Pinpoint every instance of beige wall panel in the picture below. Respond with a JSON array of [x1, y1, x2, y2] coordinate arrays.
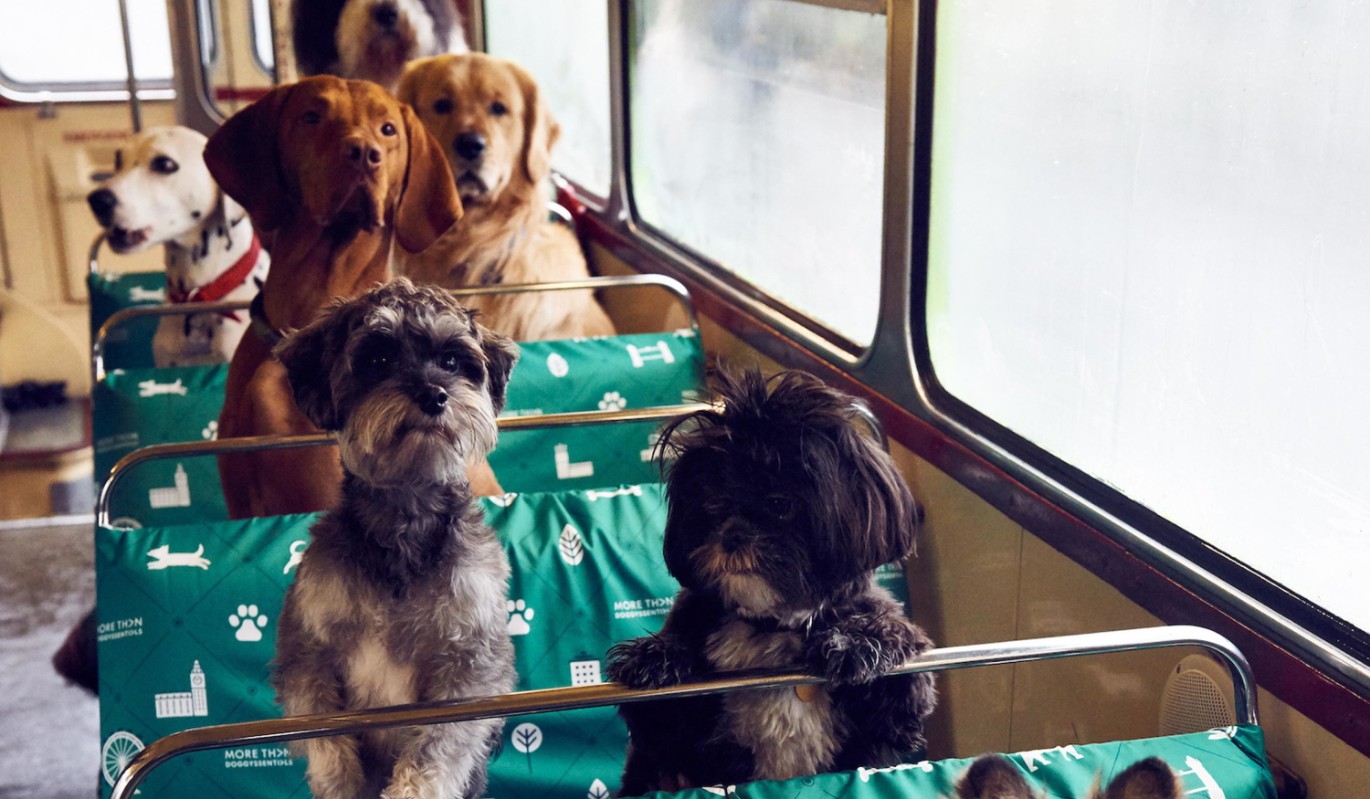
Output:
[[1257, 687, 1369, 798]]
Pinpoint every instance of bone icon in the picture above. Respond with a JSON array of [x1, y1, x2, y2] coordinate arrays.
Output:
[[146, 544, 211, 570]]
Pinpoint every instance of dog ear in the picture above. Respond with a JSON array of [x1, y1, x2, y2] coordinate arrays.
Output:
[[204, 84, 294, 233], [956, 755, 1038, 799], [517, 63, 560, 186], [477, 322, 519, 415], [274, 302, 349, 430], [396, 103, 463, 254], [838, 426, 920, 570], [1095, 758, 1181, 799]]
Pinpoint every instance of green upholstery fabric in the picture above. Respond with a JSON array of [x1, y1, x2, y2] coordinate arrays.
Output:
[[93, 365, 230, 528], [490, 329, 706, 493], [89, 271, 166, 371], [644, 725, 1276, 799], [95, 484, 913, 798]]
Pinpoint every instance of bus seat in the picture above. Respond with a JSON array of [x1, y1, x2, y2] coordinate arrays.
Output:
[[88, 270, 166, 372], [93, 481, 914, 798], [92, 328, 707, 527]]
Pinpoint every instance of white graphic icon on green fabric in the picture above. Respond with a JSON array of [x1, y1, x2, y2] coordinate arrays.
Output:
[[627, 341, 674, 368], [154, 660, 209, 718], [559, 525, 585, 566], [570, 658, 602, 686], [146, 543, 211, 570], [700, 786, 738, 797], [148, 464, 191, 509], [201, 420, 218, 440], [1179, 756, 1225, 799], [511, 722, 543, 771], [1019, 744, 1083, 772], [284, 540, 307, 575], [587, 486, 642, 502], [1207, 726, 1238, 740], [547, 352, 570, 377], [554, 444, 594, 479], [506, 599, 534, 635], [488, 493, 519, 508], [129, 286, 166, 302], [598, 391, 627, 411], [102, 730, 146, 786], [588, 779, 611, 799], [230, 604, 269, 641], [138, 378, 188, 397]]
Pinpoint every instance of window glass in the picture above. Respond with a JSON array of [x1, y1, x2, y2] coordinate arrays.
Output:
[[0, 1, 172, 88], [926, 0, 1370, 636], [629, 0, 886, 347], [485, 0, 611, 199], [251, 0, 276, 73]]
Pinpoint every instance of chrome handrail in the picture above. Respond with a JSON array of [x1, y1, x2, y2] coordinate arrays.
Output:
[[109, 625, 1257, 799], [92, 300, 253, 381], [88, 233, 106, 275], [96, 402, 716, 527], [446, 273, 698, 330]]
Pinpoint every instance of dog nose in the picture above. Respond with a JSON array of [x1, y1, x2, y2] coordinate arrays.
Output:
[[372, 2, 399, 28], [417, 386, 449, 417], [454, 132, 486, 162], [87, 188, 118, 222], [342, 136, 383, 172], [720, 523, 747, 554]]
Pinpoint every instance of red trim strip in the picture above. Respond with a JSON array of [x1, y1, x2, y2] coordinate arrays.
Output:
[[578, 212, 1370, 756]]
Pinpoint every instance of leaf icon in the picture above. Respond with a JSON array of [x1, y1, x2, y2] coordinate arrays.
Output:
[[559, 524, 585, 566], [512, 722, 543, 772], [589, 779, 610, 799]]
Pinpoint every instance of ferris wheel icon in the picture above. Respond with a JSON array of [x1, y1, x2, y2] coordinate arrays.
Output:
[[102, 730, 145, 788]]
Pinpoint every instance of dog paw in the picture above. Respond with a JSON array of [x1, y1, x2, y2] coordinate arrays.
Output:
[[809, 619, 927, 687], [606, 635, 696, 689]]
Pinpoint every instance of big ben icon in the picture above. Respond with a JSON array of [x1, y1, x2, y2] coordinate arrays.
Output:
[[190, 660, 208, 716]]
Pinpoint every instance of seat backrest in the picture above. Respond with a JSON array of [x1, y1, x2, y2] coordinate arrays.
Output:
[[88, 271, 166, 372]]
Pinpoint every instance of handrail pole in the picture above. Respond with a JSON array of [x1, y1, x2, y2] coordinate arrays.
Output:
[[92, 300, 253, 381], [446, 274, 699, 330], [96, 402, 718, 527], [109, 625, 1256, 799]]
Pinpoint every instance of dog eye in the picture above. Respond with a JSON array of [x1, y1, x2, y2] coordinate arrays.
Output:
[[763, 494, 796, 521], [302, 110, 321, 124], [381, 122, 397, 136], [432, 99, 453, 115], [490, 101, 508, 117], [437, 352, 462, 373], [150, 156, 179, 175]]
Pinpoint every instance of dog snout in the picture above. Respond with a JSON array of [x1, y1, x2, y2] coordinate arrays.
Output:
[[416, 385, 449, 416], [342, 135, 384, 172], [454, 132, 486, 162], [720, 521, 748, 554], [87, 188, 118, 224], [372, 2, 399, 29]]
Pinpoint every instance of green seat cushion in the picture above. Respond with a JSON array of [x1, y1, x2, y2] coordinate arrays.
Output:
[[90, 271, 166, 371]]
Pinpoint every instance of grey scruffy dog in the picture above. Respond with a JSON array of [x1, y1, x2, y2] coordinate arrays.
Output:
[[271, 278, 519, 799]]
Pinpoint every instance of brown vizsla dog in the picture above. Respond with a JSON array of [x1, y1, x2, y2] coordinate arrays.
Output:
[[205, 75, 493, 519], [396, 53, 615, 341]]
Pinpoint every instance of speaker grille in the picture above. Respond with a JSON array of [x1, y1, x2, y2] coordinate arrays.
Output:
[[1159, 655, 1236, 736]]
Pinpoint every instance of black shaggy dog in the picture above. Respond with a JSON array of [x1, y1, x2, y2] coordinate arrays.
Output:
[[607, 369, 937, 795]]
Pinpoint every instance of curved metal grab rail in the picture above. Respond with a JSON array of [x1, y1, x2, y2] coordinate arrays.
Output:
[[109, 625, 1257, 799], [91, 274, 697, 380], [96, 402, 716, 527]]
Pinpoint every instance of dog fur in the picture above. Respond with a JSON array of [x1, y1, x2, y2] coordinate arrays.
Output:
[[203, 75, 477, 519], [955, 754, 1183, 799], [293, 0, 468, 93], [272, 278, 517, 799], [607, 369, 937, 794], [87, 125, 269, 367], [396, 53, 615, 342]]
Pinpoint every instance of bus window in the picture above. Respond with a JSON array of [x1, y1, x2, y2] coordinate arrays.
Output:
[[628, 0, 886, 348], [0, 1, 172, 92], [250, 0, 275, 76], [484, 0, 611, 200], [924, 1, 1370, 652]]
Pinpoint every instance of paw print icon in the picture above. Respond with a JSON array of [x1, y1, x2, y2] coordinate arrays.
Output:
[[507, 599, 534, 635], [598, 392, 627, 412], [229, 604, 269, 642]]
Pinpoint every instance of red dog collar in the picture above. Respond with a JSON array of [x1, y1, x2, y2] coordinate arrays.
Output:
[[167, 233, 262, 320]]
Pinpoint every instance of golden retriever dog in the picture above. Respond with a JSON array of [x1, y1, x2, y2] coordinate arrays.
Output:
[[396, 53, 615, 342]]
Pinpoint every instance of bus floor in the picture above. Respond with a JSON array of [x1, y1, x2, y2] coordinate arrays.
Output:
[[0, 516, 98, 798]]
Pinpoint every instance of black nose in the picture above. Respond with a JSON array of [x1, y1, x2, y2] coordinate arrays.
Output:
[[720, 523, 747, 554], [454, 132, 486, 161], [417, 386, 449, 417], [372, 3, 399, 28], [87, 188, 118, 223]]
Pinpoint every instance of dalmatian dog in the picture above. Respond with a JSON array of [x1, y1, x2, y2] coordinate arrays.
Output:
[[87, 125, 270, 368]]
